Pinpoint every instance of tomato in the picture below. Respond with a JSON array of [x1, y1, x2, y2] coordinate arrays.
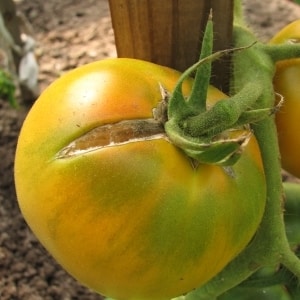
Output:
[[15, 58, 266, 300], [270, 20, 300, 178]]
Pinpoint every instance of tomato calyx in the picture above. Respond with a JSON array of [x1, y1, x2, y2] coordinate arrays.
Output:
[[163, 18, 257, 166]]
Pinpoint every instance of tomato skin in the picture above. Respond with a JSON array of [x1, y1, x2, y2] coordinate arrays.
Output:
[[15, 58, 266, 300], [270, 20, 300, 178]]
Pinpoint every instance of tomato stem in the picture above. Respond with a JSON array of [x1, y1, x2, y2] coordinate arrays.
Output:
[[264, 43, 300, 62], [280, 249, 300, 279]]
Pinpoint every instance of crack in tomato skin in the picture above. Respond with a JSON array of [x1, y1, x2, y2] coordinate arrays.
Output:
[[55, 119, 167, 159], [56, 84, 172, 160]]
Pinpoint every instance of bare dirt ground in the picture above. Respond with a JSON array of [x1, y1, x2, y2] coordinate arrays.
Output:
[[1, 0, 300, 299]]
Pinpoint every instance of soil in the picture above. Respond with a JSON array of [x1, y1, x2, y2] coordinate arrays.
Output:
[[1, 0, 300, 299]]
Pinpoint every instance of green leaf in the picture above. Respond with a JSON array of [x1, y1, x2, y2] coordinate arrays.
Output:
[[283, 182, 300, 248], [0, 69, 17, 107], [218, 285, 291, 300]]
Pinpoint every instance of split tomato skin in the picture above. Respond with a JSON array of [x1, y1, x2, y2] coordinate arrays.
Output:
[[270, 20, 300, 178], [15, 58, 266, 300]]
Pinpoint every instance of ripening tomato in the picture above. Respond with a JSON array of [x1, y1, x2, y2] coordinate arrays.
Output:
[[270, 20, 300, 178], [15, 58, 266, 300]]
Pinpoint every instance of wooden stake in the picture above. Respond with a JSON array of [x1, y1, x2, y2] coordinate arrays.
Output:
[[108, 0, 233, 91]]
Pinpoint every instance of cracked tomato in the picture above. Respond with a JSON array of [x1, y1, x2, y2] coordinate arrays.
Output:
[[15, 58, 266, 300], [271, 20, 300, 178]]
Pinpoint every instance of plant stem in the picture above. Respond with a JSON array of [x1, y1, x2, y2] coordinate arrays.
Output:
[[280, 249, 300, 279]]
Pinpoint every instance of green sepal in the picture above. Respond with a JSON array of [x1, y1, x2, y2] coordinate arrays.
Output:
[[165, 119, 251, 165], [188, 11, 213, 113], [184, 140, 243, 166]]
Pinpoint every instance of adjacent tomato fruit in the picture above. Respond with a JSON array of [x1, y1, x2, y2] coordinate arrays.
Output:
[[15, 58, 266, 300], [270, 20, 300, 178]]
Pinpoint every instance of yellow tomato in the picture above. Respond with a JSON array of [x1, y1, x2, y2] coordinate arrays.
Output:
[[271, 20, 300, 178], [15, 58, 266, 300]]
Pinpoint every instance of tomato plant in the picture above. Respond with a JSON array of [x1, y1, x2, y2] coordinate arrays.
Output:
[[270, 20, 300, 178], [15, 58, 266, 300]]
